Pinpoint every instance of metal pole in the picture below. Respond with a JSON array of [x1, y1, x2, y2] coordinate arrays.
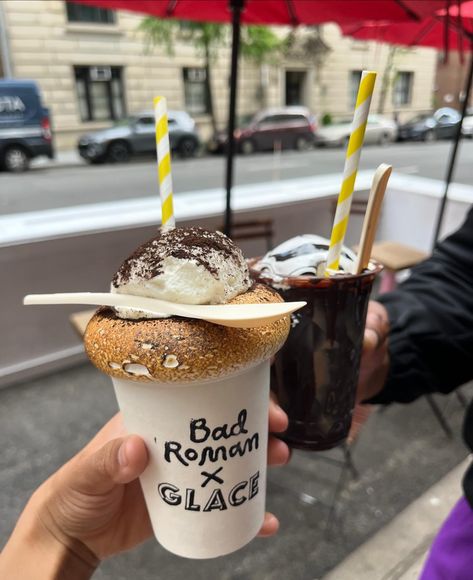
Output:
[[432, 44, 473, 246], [224, 0, 244, 237], [0, 1, 13, 77]]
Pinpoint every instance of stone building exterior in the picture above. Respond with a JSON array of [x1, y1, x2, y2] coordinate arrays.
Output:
[[0, 0, 438, 150]]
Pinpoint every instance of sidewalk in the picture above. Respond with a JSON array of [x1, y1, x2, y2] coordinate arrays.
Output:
[[323, 458, 470, 580], [1, 361, 471, 579], [31, 149, 84, 169]]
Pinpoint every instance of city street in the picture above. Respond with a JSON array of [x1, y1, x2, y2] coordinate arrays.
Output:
[[1, 140, 473, 215]]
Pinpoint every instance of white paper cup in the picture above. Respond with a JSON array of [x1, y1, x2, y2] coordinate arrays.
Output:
[[112, 360, 270, 559]]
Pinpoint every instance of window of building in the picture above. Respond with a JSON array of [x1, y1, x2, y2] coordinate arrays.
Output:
[[393, 72, 413, 106], [349, 70, 363, 108], [66, 1, 116, 24], [183, 67, 209, 115], [74, 66, 125, 122]]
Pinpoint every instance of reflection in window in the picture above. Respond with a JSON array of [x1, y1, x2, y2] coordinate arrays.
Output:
[[111, 77, 125, 119], [393, 72, 413, 106], [66, 1, 115, 24], [74, 66, 125, 122], [349, 70, 362, 108], [183, 67, 209, 115]]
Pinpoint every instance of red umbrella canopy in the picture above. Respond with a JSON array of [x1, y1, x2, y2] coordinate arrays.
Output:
[[341, 1, 473, 50], [71, 0, 469, 26]]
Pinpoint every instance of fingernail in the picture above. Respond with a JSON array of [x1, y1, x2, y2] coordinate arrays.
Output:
[[118, 440, 129, 467]]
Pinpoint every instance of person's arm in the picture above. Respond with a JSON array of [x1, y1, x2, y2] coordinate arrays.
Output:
[[0, 497, 97, 580], [366, 207, 473, 405]]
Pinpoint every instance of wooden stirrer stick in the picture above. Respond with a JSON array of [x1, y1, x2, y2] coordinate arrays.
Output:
[[354, 164, 392, 274]]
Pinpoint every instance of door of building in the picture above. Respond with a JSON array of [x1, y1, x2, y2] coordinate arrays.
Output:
[[285, 70, 307, 106]]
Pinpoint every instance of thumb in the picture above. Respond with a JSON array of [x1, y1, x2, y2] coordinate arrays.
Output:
[[69, 435, 149, 495]]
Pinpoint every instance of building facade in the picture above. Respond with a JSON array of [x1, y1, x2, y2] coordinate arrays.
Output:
[[0, 0, 438, 151], [435, 51, 473, 111]]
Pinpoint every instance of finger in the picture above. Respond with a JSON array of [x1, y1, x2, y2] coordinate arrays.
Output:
[[366, 312, 388, 338], [363, 327, 382, 353], [369, 300, 388, 317], [367, 302, 390, 336], [268, 398, 288, 433], [267, 436, 290, 466], [67, 435, 149, 495], [257, 512, 279, 537]]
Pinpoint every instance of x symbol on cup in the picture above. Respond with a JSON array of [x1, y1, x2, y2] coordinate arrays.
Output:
[[201, 466, 224, 487]]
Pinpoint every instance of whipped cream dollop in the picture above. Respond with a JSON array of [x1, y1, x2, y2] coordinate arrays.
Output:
[[254, 234, 356, 279], [111, 227, 251, 319]]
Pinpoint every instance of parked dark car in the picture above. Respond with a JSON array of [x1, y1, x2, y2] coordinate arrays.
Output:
[[0, 79, 54, 172], [78, 110, 200, 164], [208, 107, 317, 154], [398, 107, 461, 142]]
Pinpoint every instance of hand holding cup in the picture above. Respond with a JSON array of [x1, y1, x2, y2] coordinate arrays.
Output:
[[357, 300, 390, 403], [0, 404, 289, 577]]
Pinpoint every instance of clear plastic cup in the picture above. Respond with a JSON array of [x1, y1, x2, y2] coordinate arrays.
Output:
[[252, 261, 382, 451]]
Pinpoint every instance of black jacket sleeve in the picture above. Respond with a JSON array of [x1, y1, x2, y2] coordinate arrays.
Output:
[[369, 206, 473, 405]]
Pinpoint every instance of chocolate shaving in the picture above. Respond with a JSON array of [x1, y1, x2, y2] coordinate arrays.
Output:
[[112, 226, 245, 287]]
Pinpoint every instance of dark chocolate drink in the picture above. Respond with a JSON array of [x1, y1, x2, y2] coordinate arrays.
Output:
[[251, 239, 381, 451]]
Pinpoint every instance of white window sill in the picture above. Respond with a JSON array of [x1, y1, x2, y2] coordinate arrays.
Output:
[[65, 23, 123, 36]]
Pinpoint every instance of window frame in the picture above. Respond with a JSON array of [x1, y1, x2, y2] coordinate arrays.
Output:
[[182, 66, 210, 116], [74, 66, 126, 123], [393, 71, 414, 107]]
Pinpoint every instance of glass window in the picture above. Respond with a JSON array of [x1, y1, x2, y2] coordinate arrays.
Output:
[[74, 66, 125, 122], [393, 72, 413, 106], [66, 1, 115, 24], [261, 114, 307, 125], [183, 67, 209, 115], [281, 114, 308, 124], [136, 116, 154, 126], [349, 70, 363, 108], [257, 115, 278, 125]]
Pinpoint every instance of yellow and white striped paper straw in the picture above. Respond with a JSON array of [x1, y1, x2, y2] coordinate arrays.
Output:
[[326, 71, 377, 271], [154, 96, 175, 229]]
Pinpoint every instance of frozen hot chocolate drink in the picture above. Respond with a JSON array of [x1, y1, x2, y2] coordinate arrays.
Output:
[[84, 227, 290, 559], [252, 234, 381, 452]]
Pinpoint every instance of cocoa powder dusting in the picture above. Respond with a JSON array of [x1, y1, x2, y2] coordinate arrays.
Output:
[[112, 227, 244, 287]]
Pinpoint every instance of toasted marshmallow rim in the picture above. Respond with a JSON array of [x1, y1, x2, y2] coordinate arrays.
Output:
[[84, 284, 291, 384]]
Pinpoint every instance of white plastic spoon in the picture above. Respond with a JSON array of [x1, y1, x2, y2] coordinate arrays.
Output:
[[23, 292, 306, 328]]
